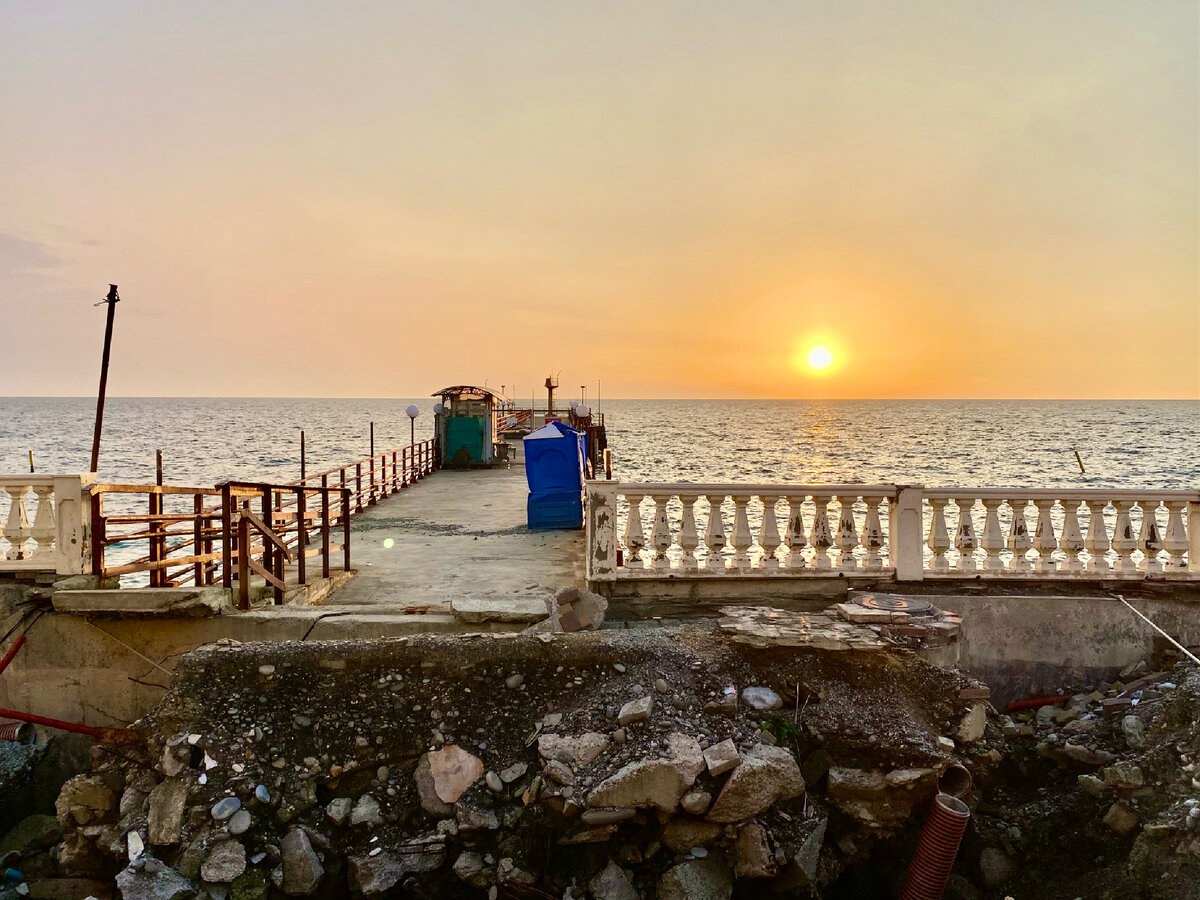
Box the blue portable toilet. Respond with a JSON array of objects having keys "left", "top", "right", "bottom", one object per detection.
[{"left": 524, "top": 422, "right": 585, "bottom": 529}]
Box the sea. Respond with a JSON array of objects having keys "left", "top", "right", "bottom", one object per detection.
[{"left": 1, "top": 397, "right": 1197, "bottom": 491}]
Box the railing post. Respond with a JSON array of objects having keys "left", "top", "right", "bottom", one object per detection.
[
  {"left": 342, "top": 488, "right": 351, "bottom": 571},
  {"left": 355, "top": 464, "right": 363, "bottom": 513},
  {"left": 193, "top": 493, "right": 204, "bottom": 586},
  {"left": 261, "top": 486, "right": 273, "bottom": 578},
  {"left": 890, "top": 485, "right": 925, "bottom": 581},
  {"left": 148, "top": 490, "right": 163, "bottom": 587},
  {"left": 586, "top": 481, "right": 618, "bottom": 585},
  {"left": 392, "top": 451, "right": 398, "bottom": 493},
  {"left": 90, "top": 487, "right": 105, "bottom": 578},
  {"left": 369, "top": 454, "right": 376, "bottom": 506},
  {"left": 1189, "top": 500, "right": 1200, "bottom": 573},
  {"left": 321, "top": 487, "right": 331, "bottom": 578},
  {"left": 220, "top": 483, "right": 233, "bottom": 589},
  {"left": 237, "top": 515, "right": 250, "bottom": 610},
  {"left": 53, "top": 474, "right": 93, "bottom": 576},
  {"left": 296, "top": 489, "right": 307, "bottom": 585}
]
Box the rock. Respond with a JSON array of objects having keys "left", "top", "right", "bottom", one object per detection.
[
  {"left": 544, "top": 759, "right": 575, "bottom": 785},
  {"left": 57, "top": 830, "right": 104, "bottom": 877},
  {"left": 801, "top": 749, "right": 832, "bottom": 786},
  {"left": 590, "top": 860, "right": 639, "bottom": 900},
  {"left": 655, "top": 678, "right": 671, "bottom": 694},
  {"left": 211, "top": 797, "right": 242, "bottom": 822},
  {"left": 617, "top": 696, "right": 653, "bottom": 726},
  {"left": 978, "top": 847, "right": 1015, "bottom": 887},
  {"left": 1103, "top": 762, "right": 1145, "bottom": 789},
  {"left": 580, "top": 808, "right": 637, "bottom": 826},
  {"left": 707, "top": 745, "right": 804, "bottom": 823},
  {"left": 827, "top": 767, "right": 886, "bottom": 799},
  {"left": 55, "top": 776, "right": 117, "bottom": 827},
  {"left": 662, "top": 818, "right": 723, "bottom": 854},
  {"left": 230, "top": 868, "right": 269, "bottom": 900},
  {"left": 228, "top": 809, "right": 252, "bottom": 836},
  {"left": 201, "top": 841, "right": 247, "bottom": 883},
  {"left": 350, "top": 795, "right": 383, "bottom": 827},
  {"left": 280, "top": 828, "right": 324, "bottom": 895},
  {"left": 666, "top": 733, "right": 705, "bottom": 783},
  {"left": 704, "top": 689, "right": 738, "bottom": 717},
  {"left": 587, "top": 733, "right": 703, "bottom": 812},
  {"left": 681, "top": 790, "right": 713, "bottom": 816},
  {"left": 349, "top": 841, "right": 446, "bottom": 896},
  {"left": 505, "top": 673, "right": 524, "bottom": 689},
  {"left": 1122, "top": 715, "right": 1146, "bottom": 750},
  {"left": 423, "top": 745, "right": 484, "bottom": 805},
  {"left": 741, "top": 687, "right": 782, "bottom": 711},
  {"left": 538, "top": 732, "right": 611, "bottom": 768},
  {"left": 499, "top": 762, "right": 528, "bottom": 784},
  {"left": 658, "top": 857, "right": 734, "bottom": 900},
  {"left": 533, "top": 586, "right": 608, "bottom": 632},
  {"left": 453, "top": 851, "right": 491, "bottom": 888},
  {"left": 325, "top": 797, "right": 352, "bottom": 826},
  {"left": 486, "top": 771, "right": 504, "bottom": 792},
  {"left": 1103, "top": 802, "right": 1139, "bottom": 836},
  {"left": 792, "top": 818, "right": 826, "bottom": 885},
  {"left": 457, "top": 801, "right": 500, "bottom": 831},
  {"left": 885, "top": 768, "right": 936, "bottom": 790},
  {"left": 497, "top": 857, "right": 538, "bottom": 885},
  {"left": 1063, "top": 743, "right": 1115, "bottom": 767},
  {"left": 734, "top": 822, "right": 776, "bottom": 878},
  {"left": 1078, "top": 774, "right": 1108, "bottom": 797},
  {"left": 147, "top": 781, "right": 190, "bottom": 846},
  {"left": 702, "top": 739, "right": 741, "bottom": 777},
  {"left": 957, "top": 704, "right": 988, "bottom": 743},
  {"left": 114, "top": 860, "right": 196, "bottom": 899},
  {"left": 0, "top": 814, "right": 63, "bottom": 855}
]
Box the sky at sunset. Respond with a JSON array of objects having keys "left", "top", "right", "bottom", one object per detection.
[{"left": 2, "top": 1, "right": 1197, "bottom": 399}]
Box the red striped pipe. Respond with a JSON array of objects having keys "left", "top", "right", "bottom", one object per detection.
[{"left": 900, "top": 793, "right": 971, "bottom": 900}]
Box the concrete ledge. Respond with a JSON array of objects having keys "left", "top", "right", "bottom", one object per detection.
[
  {"left": 451, "top": 597, "right": 546, "bottom": 623},
  {"left": 51, "top": 587, "right": 232, "bottom": 617}
]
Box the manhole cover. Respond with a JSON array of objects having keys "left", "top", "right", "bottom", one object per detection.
[{"left": 854, "top": 593, "right": 934, "bottom": 615}]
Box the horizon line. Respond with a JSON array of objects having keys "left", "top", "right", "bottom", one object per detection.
[{"left": 2, "top": 395, "right": 1198, "bottom": 403}]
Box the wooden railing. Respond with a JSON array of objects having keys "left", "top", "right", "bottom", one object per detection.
[{"left": 294, "top": 439, "right": 436, "bottom": 512}]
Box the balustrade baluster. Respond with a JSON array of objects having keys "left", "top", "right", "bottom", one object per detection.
[
  {"left": 835, "top": 496, "right": 860, "bottom": 570},
  {"left": 1085, "top": 499, "right": 1111, "bottom": 572},
  {"left": 810, "top": 495, "right": 833, "bottom": 571},
  {"left": 730, "top": 496, "right": 752, "bottom": 571},
  {"left": 1138, "top": 499, "right": 1164, "bottom": 574},
  {"left": 759, "top": 495, "right": 781, "bottom": 570},
  {"left": 4, "top": 486, "right": 31, "bottom": 560},
  {"left": 704, "top": 495, "right": 728, "bottom": 571},
  {"left": 0, "top": 487, "right": 7, "bottom": 555},
  {"left": 1032, "top": 499, "right": 1058, "bottom": 573},
  {"left": 783, "top": 496, "right": 807, "bottom": 569},
  {"left": 29, "top": 485, "right": 57, "bottom": 560},
  {"left": 678, "top": 494, "right": 700, "bottom": 572},
  {"left": 982, "top": 499, "right": 1004, "bottom": 571},
  {"left": 862, "top": 498, "right": 885, "bottom": 570},
  {"left": 1060, "top": 502, "right": 1085, "bottom": 572},
  {"left": 1111, "top": 500, "right": 1137, "bottom": 573},
  {"left": 953, "top": 498, "right": 978, "bottom": 572},
  {"left": 650, "top": 495, "right": 672, "bottom": 570},
  {"left": 1164, "top": 501, "right": 1189, "bottom": 571},
  {"left": 1007, "top": 499, "right": 1032, "bottom": 571},
  {"left": 927, "top": 498, "right": 951, "bottom": 572},
  {"left": 623, "top": 494, "right": 646, "bottom": 569}
]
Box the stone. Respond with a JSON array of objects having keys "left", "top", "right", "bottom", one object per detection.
[
  {"left": 228, "top": 810, "right": 252, "bottom": 836},
  {"left": 681, "top": 790, "right": 713, "bottom": 816},
  {"left": 1078, "top": 774, "right": 1108, "bottom": 797},
  {"left": 280, "top": 828, "right": 324, "bottom": 895},
  {"left": 792, "top": 818, "right": 826, "bottom": 885},
  {"left": 424, "top": 745, "right": 485, "bottom": 804},
  {"left": 1122, "top": 715, "right": 1146, "bottom": 750},
  {"left": 662, "top": 818, "right": 723, "bottom": 853},
  {"left": 956, "top": 704, "right": 987, "bottom": 744},
  {"left": 350, "top": 795, "right": 383, "bottom": 828},
  {"left": 504, "top": 673, "right": 524, "bottom": 689},
  {"left": 827, "top": 768, "right": 887, "bottom": 799},
  {"left": 1103, "top": 803, "right": 1139, "bottom": 836},
  {"left": 55, "top": 776, "right": 117, "bottom": 827},
  {"left": 741, "top": 687, "right": 782, "bottom": 711},
  {"left": 538, "top": 732, "right": 611, "bottom": 768},
  {"left": 707, "top": 745, "right": 804, "bottom": 823},
  {"left": 702, "top": 740, "right": 741, "bottom": 777},
  {"left": 587, "top": 733, "right": 703, "bottom": 812},
  {"left": 1103, "top": 762, "right": 1145, "bottom": 789},
  {"left": 734, "top": 822, "right": 776, "bottom": 879},
  {"left": 0, "top": 814, "right": 63, "bottom": 856},
  {"left": 349, "top": 842, "right": 447, "bottom": 896},
  {"left": 457, "top": 802, "right": 500, "bottom": 831},
  {"left": 704, "top": 690, "right": 738, "bottom": 717},
  {"left": 499, "top": 762, "right": 528, "bottom": 784},
  {"left": 325, "top": 798, "right": 352, "bottom": 827},
  {"left": 147, "top": 781, "right": 190, "bottom": 846},
  {"left": 201, "top": 842, "right": 247, "bottom": 883},
  {"left": 655, "top": 678, "right": 671, "bottom": 694},
  {"left": 230, "top": 869, "right": 268, "bottom": 900},
  {"left": 666, "top": 733, "right": 705, "bottom": 783},
  {"left": 589, "top": 860, "right": 639, "bottom": 900},
  {"left": 885, "top": 768, "right": 936, "bottom": 790},
  {"left": 978, "top": 847, "right": 1015, "bottom": 887},
  {"left": 580, "top": 808, "right": 637, "bottom": 826},
  {"left": 657, "top": 857, "right": 734, "bottom": 900},
  {"left": 254, "top": 785, "right": 271, "bottom": 805},
  {"left": 1063, "top": 743, "right": 1115, "bottom": 767},
  {"left": 114, "top": 859, "right": 196, "bottom": 900},
  {"left": 617, "top": 696, "right": 653, "bottom": 726},
  {"left": 211, "top": 797, "right": 241, "bottom": 822},
  {"left": 544, "top": 759, "right": 575, "bottom": 785},
  {"left": 452, "top": 851, "right": 491, "bottom": 889},
  {"left": 486, "top": 771, "right": 504, "bottom": 792}
]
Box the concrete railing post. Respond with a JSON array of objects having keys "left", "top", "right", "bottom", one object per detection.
[
  {"left": 890, "top": 485, "right": 926, "bottom": 582},
  {"left": 1189, "top": 501, "right": 1200, "bottom": 573},
  {"left": 52, "top": 474, "right": 95, "bottom": 576},
  {"left": 586, "top": 481, "right": 618, "bottom": 586}
]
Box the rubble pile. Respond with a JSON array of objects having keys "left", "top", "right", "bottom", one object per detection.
[
  {"left": 33, "top": 624, "right": 1002, "bottom": 899},
  {"left": 964, "top": 659, "right": 1200, "bottom": 899}
]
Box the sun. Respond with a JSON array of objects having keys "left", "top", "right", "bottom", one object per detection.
[{"left": 807, "top": 346, "right": 833, "bottom": 370}]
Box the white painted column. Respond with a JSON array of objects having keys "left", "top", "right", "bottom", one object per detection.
[
  {"left": 810, "top": 495, "right": 833, "bottom": 571},
  {"left": 1085, "top": 499, "right": 1111, "bottom": 573},
  {"left": 1111, "top": 500, "right": 1137, "bottom": 574},
  {"left": 1137, "top": 499, "right": 1164, "bottom": 574},
  {"left": 862, "top": 498, "right": 885, "bottom": 570},
  {"left": 888, "top": 486, "right": 925, "bottom": 581},
  {"left": 927, "top": 498, "right": 950, "bottom": 572},
  {"left": 731, "top": 495, "right": 753, "bottom": 572},
  {"left": 759, "top": 495, "right": 781, "bottom": 571},
  {"left": 982, "top": 499, "right": 1005, "bottom": 572},
  {"left": 954, "top": 498, "right": 978, "bottom": 572},
  {"left": 1163, "top": 501, "right": 1188, "bottom": 572},
  {"left": 835, "top": 497, "right": 860, "bottom": 571},
  {"left": 1008, "top": 499, "right": 1032, "bottom": 572},
  {"left": 1060, "top": 501, "right": 1085, "bottom": 573},
  {"left": 1188, "top": 501, "right": 1200, "bottom": 573},
  {"left": 678, "top": 493, "right": 700, "bottom": 572},
  {"left": 783, "top": 496, "right": 807, "bottom": 569},
  {"left": 1032, "top": 499, "right": 1058, "bottom": 573},
  {"left": 586, "top": 482, "right": 618, "bottom": 582},
  {"left": 704, "top": 494, "right": 727, "bottom": 571},
  {"left": 4, "top": 485, "right": 31, "bottom": 560},
  {"left": 624, "top": 493, "right": 646, "bottom": 570},
  {"left": 29, "top": 484, "right": 57, "bottom": 562},
  {"left": 650, "top": 494, "right": 672, "bottom": 570}
]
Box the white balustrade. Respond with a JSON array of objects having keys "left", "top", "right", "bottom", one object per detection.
[
  {"left": 586, "top": 482, "right": 1200, "bottom": 585},
  {"left": 0, "top": 475, "right": 94, "bottom": 575}
]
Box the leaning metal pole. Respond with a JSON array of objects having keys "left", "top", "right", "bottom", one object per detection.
[{"left": 89, "top": 284, "right": 120, "bottom": 473}]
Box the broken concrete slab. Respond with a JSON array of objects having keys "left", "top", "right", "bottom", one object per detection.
[
  {"left": 52, "top": 588, "right": 232, "bottom": 617},
  {"left": 451, "top": 597, "right": 547, "bottom": 624}
]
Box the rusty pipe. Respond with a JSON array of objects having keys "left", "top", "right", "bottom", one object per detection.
[
  {"left": 899, "top": 792, "right": 971, "bottom": 900},
  {"left": 937, "top": 764, "right": 973, "bottom": 799}
]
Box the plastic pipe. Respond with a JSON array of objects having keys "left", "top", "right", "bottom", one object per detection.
[
  {"left": 1006, "top": 694, "right": 1069, "bottom": 712},
  {"left": 0, "top": 635, "right": 26, "bottom": 676},
  {"left": 937, "top": 764, "right": 973, "bottom": 799},
  {"left": 899, "top": 793, "right": 971, "bottom": 900},
  {"left": 0, "top": 708, "right": 96, "bottom": 737}
]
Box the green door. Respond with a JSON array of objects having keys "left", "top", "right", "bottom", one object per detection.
[{"left": 444, "top": 417, "right": 485, "bottom": 465}]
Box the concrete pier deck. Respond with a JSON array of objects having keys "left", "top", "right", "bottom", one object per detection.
[{"left": 327, "top": 466, "right": 585, "bottom": 619}]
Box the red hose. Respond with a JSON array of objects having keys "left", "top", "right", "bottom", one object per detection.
[
  {"left": 0, "top": 708, "right": 97, "bottom": 737},
  {"left": 0, "top": 634, "right": 26, "bottom": 676},
  {"left": 1006, "top": 694, "right": 1070, "bottom": 712},
  {"left": 900, "top": 793, "right": 971, "bottom": 900}
]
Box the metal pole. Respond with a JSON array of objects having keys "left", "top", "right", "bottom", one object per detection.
[
  {"left": 155, "top": 450, "right": 163, "bottom": 486},
  {"left": 301, "top": 430, "right": 306, "bottom": 481},
  {"left": 27, "top": 451, "right": 33, "bottom": 474},
  {"left": 370, "top": 421, "right": 374, "bottom": 459},
  {"left": 89, "top": 284, "right": 120, "bottom": 473},
  {"left": 410, "top": 417, "right": 415, "bottom": 449}
]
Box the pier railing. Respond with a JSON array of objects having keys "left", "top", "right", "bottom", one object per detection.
[
  {"left": 0, "top": 475, "right": 94, "bottom": 576},
  {"left": 294, "top": 439, "right": 436, "bottom": 512},
  {"left": 586, "top": 482, "right": 1200, "bottom": 584}
]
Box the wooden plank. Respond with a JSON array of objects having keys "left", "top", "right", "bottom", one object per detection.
[{"left": 239, "top": 510, "right": 294, "bottom": 561}]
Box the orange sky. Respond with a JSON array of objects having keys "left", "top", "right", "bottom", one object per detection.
[{"left": 2, "top": 1, "right": 1197, "bottom": 399}]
